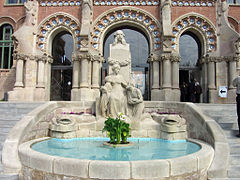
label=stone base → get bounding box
[160,131,187,140]
[8,87,46,101]
[208,89,235,103]
[151,89,180,101]
[71,88,98,101]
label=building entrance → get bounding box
[50,31,73,101]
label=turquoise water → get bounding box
[31,138,200,161]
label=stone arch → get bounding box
[172,13,217,54]
[36,13,81,53]
[91,7,161,54]
[0,17,16,29]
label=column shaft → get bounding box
[152,61,159,89]
[92,60,100,89]
[162,59,171,88]
[80,58,89,88]
[37,60,45,88]
[172,61,179,89]
[14,59,24,87]
[229,61,237,89]
[208,61,216,89]
[72,60,80,89]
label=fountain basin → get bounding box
[18,137,214,179]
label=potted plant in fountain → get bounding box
[102,112,131,145]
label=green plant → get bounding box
[102,113,131,144]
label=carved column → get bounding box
[207,57,216,90]
[80,54,90,88]
[72,55,80,89]
[162,55,172,89]
[171,56,180,89]
[92,55,101,89]
[36,56,46,88]
[14,54,25,87]
[149,54,160,90]
[229,57,237,89]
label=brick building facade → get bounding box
[0,0,239,103]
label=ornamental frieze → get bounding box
[37,13,81,52]
[171,0,215,7]
[91,7,161,51]
[93,0,159,6]
[172,14,217,53]
[39,0,81,6]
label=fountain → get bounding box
[2,30,227,180]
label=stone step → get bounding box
[229,155,240,166]
[229,144,240,155]
[228,166,240,178]
[0,122,18,128]
[0,174,18,180]
[212,116,237,124]
[219,123,238,130]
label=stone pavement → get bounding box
[198,104,240,180]
[0,102,240,179]
[0,102,43,180]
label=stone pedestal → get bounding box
[108,30,131,82]
[152,89,180,101]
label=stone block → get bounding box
[131,160,169,179]
[168,155,198,176]
[89,130,105,137]
[147,130,161,138]
[54,158,90,178]
[76,129,90,137]
[29,149,54,173]
[79,122,96,130]
[89,161,130,179]
[131,130,148,138]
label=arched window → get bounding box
[6,0,27,4]
[0,24,14,69]
[227,0,240,4]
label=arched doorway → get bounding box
[103,27,150,100]
[50,31,73,101]
[179,32,202,102]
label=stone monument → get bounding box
[108,30,131,82]
[97,30,144,129]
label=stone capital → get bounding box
[148,53,160,62]
[14,53,29,61]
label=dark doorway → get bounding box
[50,31,73,101]
[179,32,202,102]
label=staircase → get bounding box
[198,104,240,180]
[0,102,43,180]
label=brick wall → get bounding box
[0,68,16,100]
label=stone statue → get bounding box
[126,84,144,119]
[100,63,128,118]
[12,0,39,55]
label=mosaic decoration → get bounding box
[40,0,81,6]
[37,14,81,51]
[93,0,159,6]
[171,0,214,7]
[91,8,161,50]
[172,15,217,52]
